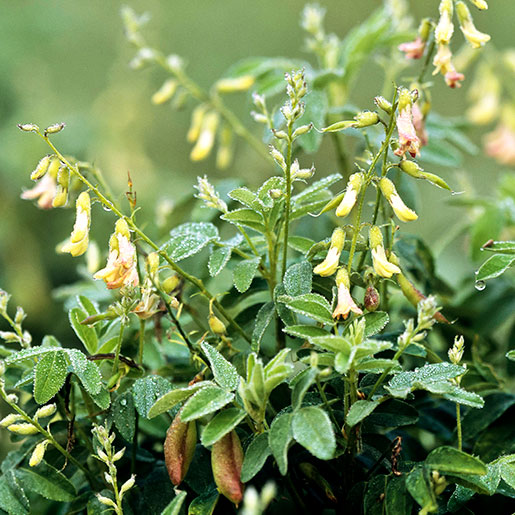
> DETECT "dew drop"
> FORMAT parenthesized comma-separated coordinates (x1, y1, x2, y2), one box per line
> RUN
(475, 280, 486, 291)
(120, 399, 127, 406)
(102, 205, 112, 212)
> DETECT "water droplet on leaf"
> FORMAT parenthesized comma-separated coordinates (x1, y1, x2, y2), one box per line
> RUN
(475, 280, 486, 291)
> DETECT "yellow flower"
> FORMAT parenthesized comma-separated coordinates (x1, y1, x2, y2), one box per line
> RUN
(190, 111, 220, 161)
(336, 173, 364, 217)
(435, 0, 454, 44)
(94, 219, 139, 289)
(456, 1, 490, 48)
(369, 226, 401, 278)
(313, 228, 345, 277)
(332, 268, 362, 320)
(61, 192, 91, 257)
(379, 178, 418, 222)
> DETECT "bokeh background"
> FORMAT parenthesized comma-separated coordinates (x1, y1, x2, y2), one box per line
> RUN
(0, 0, 513, 340)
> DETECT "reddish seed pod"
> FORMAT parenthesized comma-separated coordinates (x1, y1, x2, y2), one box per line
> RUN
(211, 430, 244, 505)
(364, 285, 380, 312)
(164, 412, 197, 486)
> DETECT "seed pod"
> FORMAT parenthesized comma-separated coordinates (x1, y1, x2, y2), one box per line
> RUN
(164, 413, 197, 486)
(211, 430, 244, 505)
(209, 314, 226, 336)
(161, 274, 180, 293)
(364, 285, 380, 312)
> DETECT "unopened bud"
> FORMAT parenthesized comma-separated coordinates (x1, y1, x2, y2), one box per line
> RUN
(269, 146, 286, 171)
(187, 104, 208, 143)
(268, 189, 283, 199)
(209, 314, 226, 336)
(292, 123, 313, 139)
(14, 306, 25, 326)
(120, 475, 136, 497)
(151, 79, 178, 105)
(166, 54, 183, 73)
(29, 440, 49, 467)
(0, 360, 5, 375)
(212, 431, 244, 505)
(252, 93, 266, 111)
(364, 286, 380, 312)
(164, 413, 197, 486)
(7, 423, 39, 435)
(374, 96, 392, 114)
(162, 274, 180, 293)
(215, 75, 255, 93)
(216, 124, 234, 170)
(321, 120, 355, 133)
(251, 111, 268, 124)
(190, 111, 219, 161)
(272, 129, 288, 140)
(0, 414, 23, 427)
(30, 155, 51, 181)
(18, 123, 39, 133)
(44, 123, 66, 136)
(35, 404, 57, 419)
(147, 252, 160, 274)
(469, 0, 488, 9)
(354, 111, 379, 128)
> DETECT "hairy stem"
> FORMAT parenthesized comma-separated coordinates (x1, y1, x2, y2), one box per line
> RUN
(281, 128, 294, 279)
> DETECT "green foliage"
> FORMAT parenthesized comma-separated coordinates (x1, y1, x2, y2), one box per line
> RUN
(0, 1, 513, 514)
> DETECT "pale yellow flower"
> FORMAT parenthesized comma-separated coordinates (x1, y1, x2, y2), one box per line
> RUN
(379, 178, 418, 222)
(313, 228, 345, 277)
(332, 268, 362, 320)
(61, 192, 91, 257)
(336, 173, 364, 218)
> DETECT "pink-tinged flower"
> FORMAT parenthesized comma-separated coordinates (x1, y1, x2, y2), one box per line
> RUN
(398, 37, 425, 59)
(411, 103, 428, 147)
(445, 70, 465, 89)
(394, 89, 421, 158)
(332, 268, 363, 320)
(133, 280, 162, 319)
(485, 125, 515, 166)
(94, 219, 139, 289)
(20, 173, 57, 209)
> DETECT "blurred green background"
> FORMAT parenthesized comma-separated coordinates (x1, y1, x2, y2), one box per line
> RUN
(0, 0, 513, 339)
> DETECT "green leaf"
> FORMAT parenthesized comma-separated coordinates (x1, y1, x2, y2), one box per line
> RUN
(188, 491, 219, 515)
(346, 400, 379, 427)
(208, 247, 232, 277)
(251, 302, 275, 352)
(161, 490, 187, 515)
(500, 459, 515, 490)
(292, 406, 335, 460)
(0, 475, 29, 515)
(221, 208, 266, 233)
(180, 385, 234, 423)
(476, 254, 515, 282)
(200, 342, 240, 391)
(506, 350, 515, 362)
(277, 293, 333, 325)
(78, 295, 99, 317)
(426, 446, 487, 475)
(241, 433, 271, 482)
(200, 408, 246, 446)
(233, 258, 260, 293)
(450, 462, 501, 495)
(310, 334, 349, 353)
(228, 187, 264, 211)
(364, 311, 389, 336)
(287, 235, 316, 254)
(386, 362, 467, 398)
(15, 461, 76, 502)
(283, 324, 330, 341)
(290, 368, 318, 411)
(5, 346, 62, 365)
(481, 241, 515, 255)
(405, 466, 437, 513)
(471, 206, 506, 261)
(66, 349, 102, 395)
(148, 382, 212, 419)
(113, 391, 136, 441)
(385, 475, 412, 515)
(295, 89, 327, 153)
(274, 284, 296, 326)
(364, 399, 418, 428)
(292, 173, 343, 206)
(269, 413, 293, 476)
(132, 376, 172, 418)
(284, 261, 312, 297)
(166, 222, 219, 261)
(33, 350, 68, 404)
(69, 307, 98, 354)
(90, 389, 111, 410)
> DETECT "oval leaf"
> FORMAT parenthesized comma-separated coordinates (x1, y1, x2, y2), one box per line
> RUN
(180, 385, 234, 423)
(33, 351, 68, 404)
(292, 406, 335, 460)
(201, 408, 246, 446)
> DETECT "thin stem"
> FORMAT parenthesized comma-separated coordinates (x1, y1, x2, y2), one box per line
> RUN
(417, 36, 436, 84)
(138, 319, 146, 365)
(40, 134, 251, 344)
(316, 378, 339, 429)
(346, 188, 367, 274)
(112, 321, 126, 374)
(456, 403, 462, 451)
(281, 129, 294, 279)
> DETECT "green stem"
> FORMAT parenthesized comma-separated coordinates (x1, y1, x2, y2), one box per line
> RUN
(346, 188, 366, 274)
(417, 36, 436, 84)
(112, 321, 126, 374)
(138, 319, 146, 365)
(456, 403, 462, 451)
(39, 134, 251, 344)
(316, 378, 339, 429)
(281, 130, 294, 279)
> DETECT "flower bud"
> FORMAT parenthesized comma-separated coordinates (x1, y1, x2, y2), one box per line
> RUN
(292, 123, 313, 139)
(35, 403, 57, 419)
(469, 0, 487, 9)
(364, 285, 380, 312)
(209, 314, 226, 336)
(212, 431, 244, 505)
(119, 475, 136, 498)
(0, 414, 23, 427)
(269, 146, 286, 171)
(374, 96, 392, 114)
(147, 252, 160, 275)
(215, 75, 255, 93)
(251, 111, 268, 124)
(321, 120, 356, 133)
(162, 273, 180, 293)
(29, 440, 49, 467)
(272, 129, 288, 140)
(379, 178, 418, 222)
(30, 155, 51, 181)
(448, 335, 465, 364)
(354, 111, 379, 128)
(216, 124, 234, 170)
(336, 172, 364, 217)
(268, 189, 283, 199)
(0, 360, 5, 376)
(435, 0, 454, 45)
(166, 54, 184, 73)
(18, 123, 39, 132)
(313, 228, 345, 277)
(52, 165, 70, 208)
(44, 123, 66, 136)
(252, 93, 266, 111)
(151, 79, 178, 105)
(7, 423, 39, 435)
(190, 111, 220, 161)
(399, 160, 452, 191)
(187, 104, 209, 143)
(164, 413, 197, 486)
